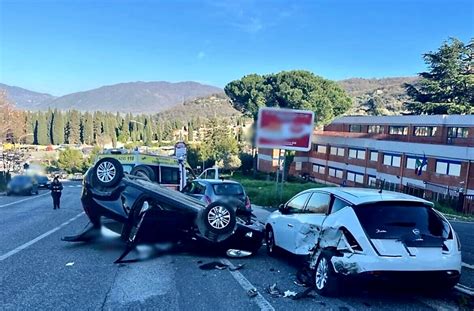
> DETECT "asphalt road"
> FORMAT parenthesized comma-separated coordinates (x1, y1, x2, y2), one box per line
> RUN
(0, 182, 473, 310)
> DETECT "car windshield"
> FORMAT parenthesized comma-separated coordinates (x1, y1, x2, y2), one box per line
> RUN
(353, 202, 450, 239)
(213, 183, 244, 195)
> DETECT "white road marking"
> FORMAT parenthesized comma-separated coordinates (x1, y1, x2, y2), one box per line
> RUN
(462, 262, 474, 270)
(0, 192, 49, 208)
(418, 297, 459, 311)
(221, 258, 275, 311)
(455, 283, 474, 296)
(0, 212, 85, 261)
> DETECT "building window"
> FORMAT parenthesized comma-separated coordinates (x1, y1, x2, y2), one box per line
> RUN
(348, 148, 366, 160)
(349, 124, 362, 133)
(383, 153, 401, 167)
(330, 146, 345, 156)
(389, 126, 408, 135)
(368, 125, 384, 134)
(368, 175, 377, 186)
(312, 164, 325, 174)
(414, 126, 437, 137)
(406, 157, 427, 171)
(347, 171, 364, 184)
(435, 160, 461, 177)
(370, 151, 378, 162)
(295, 162, 302, 171)
(448, 127, 469, 138)
(316, 145, 327, 154)
(328, 167, 343, 179)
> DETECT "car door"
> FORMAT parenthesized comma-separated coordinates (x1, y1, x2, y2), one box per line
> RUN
(291, 191, 332, 254)
(272, 192, 311, 252)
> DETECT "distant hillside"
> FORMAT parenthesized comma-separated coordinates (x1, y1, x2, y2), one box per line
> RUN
(0, 83, 55, 109)
(45, 81, 223, 113)
(156, 93, 241, 121)
(2, 77, 417, 116)
(338, 77, 418, 115)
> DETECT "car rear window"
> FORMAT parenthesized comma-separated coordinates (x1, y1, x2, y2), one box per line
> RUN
(353, 202, 450, 239)
(213, 183, 244, 195)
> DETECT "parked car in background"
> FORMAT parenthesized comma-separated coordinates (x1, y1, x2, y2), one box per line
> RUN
(182, 179, 252, 215)
(72, 173, 84, 181)
(265, 187, 462, 296)
(35, 175, 49, 188)
(6, 175, 39, 196)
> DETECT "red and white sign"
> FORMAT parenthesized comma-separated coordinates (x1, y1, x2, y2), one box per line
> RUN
(256, 108, 315, 151)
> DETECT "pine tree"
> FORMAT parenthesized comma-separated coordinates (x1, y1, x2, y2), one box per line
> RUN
(405, 38, 474, 114)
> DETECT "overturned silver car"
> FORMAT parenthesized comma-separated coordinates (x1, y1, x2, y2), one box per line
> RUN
(265, 187, 462, 296)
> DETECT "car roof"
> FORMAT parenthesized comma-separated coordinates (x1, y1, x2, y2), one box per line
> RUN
(194, 179, 242, 185)
(301, 187, 433, 206)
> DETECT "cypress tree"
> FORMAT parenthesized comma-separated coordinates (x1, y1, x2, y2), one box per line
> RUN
(66, 110, 81, 144)
(36, 112, 49, 145)
(52, 109, 65, 145)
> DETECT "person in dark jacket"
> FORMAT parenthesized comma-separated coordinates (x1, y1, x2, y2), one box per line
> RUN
(50, 176, 63, 210)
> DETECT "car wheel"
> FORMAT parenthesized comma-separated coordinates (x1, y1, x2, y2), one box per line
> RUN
(130, 165, 156, 182)
(6, 191, 11, 196)
(93, 158, 124, 188)
(313, 250, 341, 296)
(202, 202, 236, 235)
(266, 226, 278, 256)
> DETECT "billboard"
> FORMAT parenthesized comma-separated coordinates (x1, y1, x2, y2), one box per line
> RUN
(256, 107, 315, 151)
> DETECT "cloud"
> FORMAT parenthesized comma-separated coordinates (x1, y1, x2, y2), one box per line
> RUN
(230, 17, 263, 34)
(197, 51, 206, 59)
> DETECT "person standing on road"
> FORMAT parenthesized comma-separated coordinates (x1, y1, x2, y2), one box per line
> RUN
(50, 176, 63, 210)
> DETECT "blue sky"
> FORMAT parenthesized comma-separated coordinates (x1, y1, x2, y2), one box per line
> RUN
(0, 0, 472, 96)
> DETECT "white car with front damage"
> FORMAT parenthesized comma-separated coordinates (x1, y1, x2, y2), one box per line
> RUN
(265, 188, 462, 296)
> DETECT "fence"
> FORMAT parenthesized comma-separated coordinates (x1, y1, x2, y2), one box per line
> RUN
(368, 180, 474, 215)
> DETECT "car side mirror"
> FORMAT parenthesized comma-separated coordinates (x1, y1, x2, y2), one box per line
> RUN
(278, 204, 288, 214)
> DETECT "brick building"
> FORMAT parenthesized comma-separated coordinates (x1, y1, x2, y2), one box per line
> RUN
(258, 115, 474, 208)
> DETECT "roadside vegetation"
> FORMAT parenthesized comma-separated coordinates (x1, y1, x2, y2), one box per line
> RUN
(231, 173, 325, 207)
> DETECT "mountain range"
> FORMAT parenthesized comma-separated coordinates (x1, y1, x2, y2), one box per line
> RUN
(0, 77, 417, 116)
(0, 81, 222, 114)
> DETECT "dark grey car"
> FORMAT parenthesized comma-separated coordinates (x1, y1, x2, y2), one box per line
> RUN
(6, 175, 39, 196)
(182, 179, 252, 214)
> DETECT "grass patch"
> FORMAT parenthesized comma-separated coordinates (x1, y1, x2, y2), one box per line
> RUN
(231, 173, 326, 207)
(434, 201, 474, 220)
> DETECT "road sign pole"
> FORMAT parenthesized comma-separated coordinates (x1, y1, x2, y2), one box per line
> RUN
(280, 150, 286, 201)
(275, 149, 281, 196)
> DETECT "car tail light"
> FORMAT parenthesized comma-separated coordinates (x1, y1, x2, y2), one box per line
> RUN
(204, 195, 212, 205)
(245, 196, 251, 210)
(342, 228, 363, 252)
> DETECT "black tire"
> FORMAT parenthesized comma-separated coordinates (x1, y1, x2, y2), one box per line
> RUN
(201, 202, 236, 235)
(6, 191, 11, 196)
(266, 226, 278, 256)
(92, 158, 124, 188)
(313, 250, 341, 297)
(130, 165, 156, 182)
